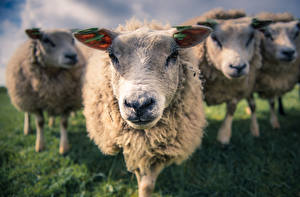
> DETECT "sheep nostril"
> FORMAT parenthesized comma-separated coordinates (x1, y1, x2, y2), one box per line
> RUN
(281, 50, 295, 58)
(65, 53, 77, 60)
(124, 97, 156, 117)
(239, 64, 246, 70)
(124, 99, 131, 108)
(230, 64, 246, 72)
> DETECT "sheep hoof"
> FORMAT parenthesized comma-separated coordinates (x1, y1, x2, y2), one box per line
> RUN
(271, 121, 280, 129)
(70, 112, 76, 117)
(217, 134, 230, 145)
(59, 143, 70, 155)
(251, 129, 260, 137)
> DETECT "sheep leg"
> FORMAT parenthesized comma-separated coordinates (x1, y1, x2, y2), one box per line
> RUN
(269, 98, 280, 129)
(217, 100, 237, 145)
(35, 110, 45, 152)
(59, 113, 70, 154)
(277, 97, 286, 116)
(48, 116, 55, 128)
(135, 164, 164, 197)
(247, 95, 260, 137)
(24, 112, 32, 135)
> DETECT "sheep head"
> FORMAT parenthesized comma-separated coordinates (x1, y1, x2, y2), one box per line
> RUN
(198, 18, 271, 78)
(25, 28, 80, 68)
(74, 25, 211, 129)
(258, 20, 300, 63)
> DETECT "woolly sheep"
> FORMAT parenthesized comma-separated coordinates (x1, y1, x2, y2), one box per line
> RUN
(183, 9, 270, 144)
(6, 29, 86, 154)
(74, 19, 211, 197)
(247, 12, 300, 129)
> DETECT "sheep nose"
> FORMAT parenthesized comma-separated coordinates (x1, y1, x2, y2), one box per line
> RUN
(229, 64, 247, 73)
(124, 95, 156, 123)
(64, 53, 78, 64)
(281, 49, 295, 58)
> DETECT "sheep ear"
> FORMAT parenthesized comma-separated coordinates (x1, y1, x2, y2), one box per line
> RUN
(173, 25, 212, 48)
(74, 28, 117, 50)
(197, 19, 218, 29)
(25, 28, 42, 39)
(251, 18, 272, 29)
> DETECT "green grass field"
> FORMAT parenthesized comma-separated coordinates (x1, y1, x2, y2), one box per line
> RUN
(0, 86, 299, 197)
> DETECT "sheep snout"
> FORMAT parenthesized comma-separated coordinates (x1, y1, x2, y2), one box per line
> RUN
(279, 48, 297, 62)
(222, 62, 250, 78)
(120, 92, 161, 129)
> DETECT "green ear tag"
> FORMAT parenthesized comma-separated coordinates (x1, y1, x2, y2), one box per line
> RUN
(206, 19, 217, 26)
(30, 28, 41, 35)
(84, 34, 105, 43)
(173, 33, 187, 40)
(76, 28, 99, 34)
(173, 25, 192, 31)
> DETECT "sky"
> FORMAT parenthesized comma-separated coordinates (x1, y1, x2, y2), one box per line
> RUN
(0, 0, 299, 86)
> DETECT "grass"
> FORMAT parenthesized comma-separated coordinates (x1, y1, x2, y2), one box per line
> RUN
(0, 86, 299, 197)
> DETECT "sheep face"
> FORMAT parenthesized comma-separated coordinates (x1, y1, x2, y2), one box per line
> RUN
(260, 21, 300, 62)
(75, 26, 211, 129)
(205, 19, 258, 79)
(25, 29, 80, 68)
(109, 29, 182, 129)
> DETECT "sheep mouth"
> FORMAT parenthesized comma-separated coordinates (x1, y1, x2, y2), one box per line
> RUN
(279, 57, 295, 62)
(227, 72, 246, 78)
(64, 59, 78, 65)
(126, 116, 159, 129)
(127, 117, 155, 125)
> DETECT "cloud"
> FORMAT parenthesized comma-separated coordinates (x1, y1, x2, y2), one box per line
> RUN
(0, 0, 116, 86)
(0, 19, 25, 85)
(1, 0, 300, 86)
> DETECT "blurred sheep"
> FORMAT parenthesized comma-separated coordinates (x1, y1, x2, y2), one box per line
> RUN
(248, 12, 300, 129)
(184, 9, 271, 144)
(6, 28, 86, 154)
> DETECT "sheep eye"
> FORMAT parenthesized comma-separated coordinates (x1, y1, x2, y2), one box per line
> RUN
(246, 32, 254, 47)
(211, 34, 222, 48)
(42, 37, 56, 47)
(165, 50, 178, 68)
(71, 38, 75, 45)
(293, 29, 299, 40)
(263, 31, 273, 41)
(108, 52, 119, 67)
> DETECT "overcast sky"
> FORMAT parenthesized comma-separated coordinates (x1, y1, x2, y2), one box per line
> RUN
(0, 0, 299, 86)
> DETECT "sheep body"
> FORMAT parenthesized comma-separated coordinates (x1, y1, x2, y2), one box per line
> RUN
(6, 40, 84, 115)
(254, 59, 300, 98)
(6, 29, 85, 154)
(254, 12, 300, 98)
(183, 9, 264, 144)
(247, 12, 300, 129)
(196, 43, 260, 105)
(185, 9, 261, 105)
(83, 19, 206, 172)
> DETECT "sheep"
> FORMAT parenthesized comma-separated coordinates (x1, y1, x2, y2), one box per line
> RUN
(74, 19, 211, 197)
(183, 9, 271, 144)
(6, 28, 86, 154)
(246, 12, 300, 129)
